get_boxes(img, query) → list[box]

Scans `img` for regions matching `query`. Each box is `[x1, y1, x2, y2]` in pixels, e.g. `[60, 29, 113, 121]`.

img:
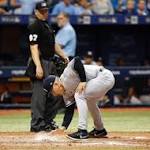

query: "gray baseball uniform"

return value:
[60, 58, 115, 130]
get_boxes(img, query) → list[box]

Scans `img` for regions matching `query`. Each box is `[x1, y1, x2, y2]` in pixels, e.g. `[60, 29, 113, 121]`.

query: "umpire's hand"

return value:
[63, 56, 69, 64]
[36, 65, 44, 79]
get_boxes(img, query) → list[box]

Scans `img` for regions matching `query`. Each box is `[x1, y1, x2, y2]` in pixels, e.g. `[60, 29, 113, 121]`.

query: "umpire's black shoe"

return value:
[67, 129, 88, 140]
[30, 128, 39, 132]
[44, 121, 59, 132]
[50, 120, 59, 130]
[89, 128, 107, 138]
[30, 127, 45, 132]
[44, 124, 53, 132]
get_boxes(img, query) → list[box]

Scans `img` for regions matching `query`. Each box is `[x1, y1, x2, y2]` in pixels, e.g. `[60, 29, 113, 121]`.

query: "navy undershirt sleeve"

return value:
[61, 103, 75, 129]
[74, 56, 86, 82]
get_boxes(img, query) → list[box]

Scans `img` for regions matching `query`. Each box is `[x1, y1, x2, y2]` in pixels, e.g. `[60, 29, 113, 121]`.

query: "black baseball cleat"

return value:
[67, 129, 89, 140]
[89, 128, 107, 138]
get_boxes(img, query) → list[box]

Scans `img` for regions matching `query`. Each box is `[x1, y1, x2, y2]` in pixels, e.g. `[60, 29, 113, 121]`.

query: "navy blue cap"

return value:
[85, 51, 93, 58]
[43, 75, 56, 93]
[35, 1, 48, 10]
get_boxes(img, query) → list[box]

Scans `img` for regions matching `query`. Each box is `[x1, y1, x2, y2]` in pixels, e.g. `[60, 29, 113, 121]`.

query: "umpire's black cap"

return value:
[43, 75, 56, 93]
[35, 1, 49, 10]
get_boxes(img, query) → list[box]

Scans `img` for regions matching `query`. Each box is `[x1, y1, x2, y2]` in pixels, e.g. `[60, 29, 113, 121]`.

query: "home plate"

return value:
[34, 132, 69, 143]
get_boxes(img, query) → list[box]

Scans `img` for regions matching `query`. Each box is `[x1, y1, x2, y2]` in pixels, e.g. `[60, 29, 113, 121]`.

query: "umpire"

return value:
[26, 1, 69, 132]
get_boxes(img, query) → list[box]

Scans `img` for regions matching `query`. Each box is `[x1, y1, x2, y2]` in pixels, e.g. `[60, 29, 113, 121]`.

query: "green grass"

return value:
[0, 109, 150, 132]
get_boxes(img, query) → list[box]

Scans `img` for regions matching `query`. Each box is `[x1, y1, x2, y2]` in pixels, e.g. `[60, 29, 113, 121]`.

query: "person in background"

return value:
[115, 57, 126, 66]
[0, 87, 12, 104]
[92, 0, 114, 15]
[0, 0, 8, 13]
[0, 8, 7, 14]
[111, 0, 118, 10]
[82, 51, 96, 65]
[56, 12, 77, 60]
[0, 0, 6, 5]
[46, 0, 59, 13]
[0, 0, 13, 14]
[123, 0, 137, 15]
[51, 0, 75, 15]
[143, 59, 150, 66]
[96, 57, 104, 66]
[13, 0, 42, 15]
[115, 0, 126, 14]
[137, 0, 148, 16]
[147, 0, 150, 14]
[74, 0, 92, 15]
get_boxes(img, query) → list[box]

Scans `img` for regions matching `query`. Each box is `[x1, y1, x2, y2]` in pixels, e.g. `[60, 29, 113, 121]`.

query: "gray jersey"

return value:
[59, 58, 115, 130]
[60, 59, 104, 106]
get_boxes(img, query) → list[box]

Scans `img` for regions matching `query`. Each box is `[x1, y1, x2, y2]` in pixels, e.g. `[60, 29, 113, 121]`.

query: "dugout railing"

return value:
[0, 66, 150, 108]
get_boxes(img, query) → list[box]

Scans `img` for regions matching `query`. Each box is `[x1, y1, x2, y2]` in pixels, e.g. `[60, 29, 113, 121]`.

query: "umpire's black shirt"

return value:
[28, 18, 55, 60]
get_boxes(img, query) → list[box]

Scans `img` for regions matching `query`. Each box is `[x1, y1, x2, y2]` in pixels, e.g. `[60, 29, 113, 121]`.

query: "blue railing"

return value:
[0, 66, 150, 78]
[0, 15, 150, 25]
[0, 66, 150, 108]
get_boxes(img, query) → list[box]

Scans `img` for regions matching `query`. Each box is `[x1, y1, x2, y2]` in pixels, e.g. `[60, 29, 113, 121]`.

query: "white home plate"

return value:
[34, 132, 69, 143]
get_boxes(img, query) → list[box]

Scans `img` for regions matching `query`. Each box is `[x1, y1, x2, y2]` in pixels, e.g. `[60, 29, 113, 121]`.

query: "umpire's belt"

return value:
[42, 57, 54, 62]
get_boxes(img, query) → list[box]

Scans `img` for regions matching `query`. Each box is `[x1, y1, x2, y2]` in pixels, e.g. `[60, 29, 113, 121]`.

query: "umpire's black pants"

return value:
[30, 59, 58, 132]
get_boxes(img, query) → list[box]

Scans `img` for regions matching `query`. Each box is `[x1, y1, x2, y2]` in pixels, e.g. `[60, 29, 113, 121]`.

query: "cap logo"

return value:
[43, 89, 48, 92]
[88, 51, 92, 55]
[41, 3, 46, 7]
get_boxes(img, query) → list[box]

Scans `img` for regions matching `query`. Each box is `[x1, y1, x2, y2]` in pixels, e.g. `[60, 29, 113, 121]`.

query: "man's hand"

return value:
[76, 82, 86, 94]
[55, 44, 69, 64]
[36, 65, 44, 79]
[63, 57, 69, 64]
[30, 44, 43, 79]
[51, 126, 66, 135]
